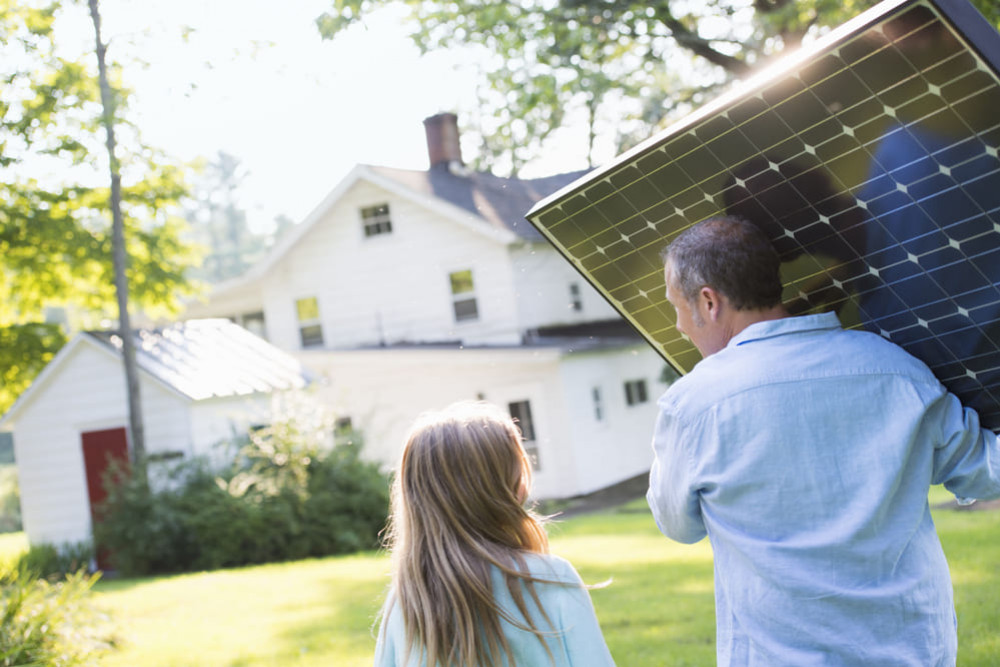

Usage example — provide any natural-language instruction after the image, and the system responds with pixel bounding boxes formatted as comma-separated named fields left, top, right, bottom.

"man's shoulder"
left=660, top=323, right=939, bottom=413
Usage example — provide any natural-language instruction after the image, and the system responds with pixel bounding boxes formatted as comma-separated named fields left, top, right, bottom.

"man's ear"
left=699, top=285, right=724, bottom=322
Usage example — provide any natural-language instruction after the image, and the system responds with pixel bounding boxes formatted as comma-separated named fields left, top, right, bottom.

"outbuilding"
left=0, top=319, right=311, bottom=552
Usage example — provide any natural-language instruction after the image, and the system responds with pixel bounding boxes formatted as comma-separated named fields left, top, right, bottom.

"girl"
left=375, top=401, right=615, bottom=667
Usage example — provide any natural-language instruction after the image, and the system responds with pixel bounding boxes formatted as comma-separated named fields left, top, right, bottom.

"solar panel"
left=525, top=0, right=1000, bottom=430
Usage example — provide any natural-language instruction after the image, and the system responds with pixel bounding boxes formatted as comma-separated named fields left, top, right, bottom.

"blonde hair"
left=382, top=401, right=554, bottom=666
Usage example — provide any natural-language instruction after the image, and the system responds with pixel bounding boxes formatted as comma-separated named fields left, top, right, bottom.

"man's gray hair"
left=661, top=216, right=783, bottom=310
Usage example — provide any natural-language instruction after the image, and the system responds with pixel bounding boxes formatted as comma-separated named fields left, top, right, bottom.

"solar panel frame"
left=525, top=0, right=1000, bottom=430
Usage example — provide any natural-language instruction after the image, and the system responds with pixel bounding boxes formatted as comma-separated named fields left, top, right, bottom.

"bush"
left=0, top=466, right=21, bottom=534
left=15, top=541, right=93, bottom=580
left=0, top=564, right=114, bottom=666
left=94, top=418, right=390, bottom=576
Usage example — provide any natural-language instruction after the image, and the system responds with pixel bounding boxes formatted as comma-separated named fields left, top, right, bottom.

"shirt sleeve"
left=929, top=389, right=1000, bottom=501
left=646, top=403, right=707, bottom=544
left=549, top=559, right=617, bottom=667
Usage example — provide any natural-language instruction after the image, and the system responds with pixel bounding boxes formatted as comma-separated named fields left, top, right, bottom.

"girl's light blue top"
left=374, top=552, right=615, bottom=666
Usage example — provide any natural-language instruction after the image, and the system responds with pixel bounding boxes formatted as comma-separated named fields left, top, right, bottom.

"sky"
left=57, top=0, right=599, bottom=235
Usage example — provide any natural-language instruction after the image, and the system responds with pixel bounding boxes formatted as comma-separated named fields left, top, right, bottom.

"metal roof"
left=87, top=319, right=310, bottom=401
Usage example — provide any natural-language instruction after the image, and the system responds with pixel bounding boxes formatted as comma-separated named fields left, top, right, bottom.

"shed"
left=0, top=319, right=310, bottom=551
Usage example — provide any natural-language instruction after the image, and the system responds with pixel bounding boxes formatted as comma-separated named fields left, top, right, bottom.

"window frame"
left=508, top=399, right=540, bottom=471
left=624, top=379, right=649, bottom=407
left=448, top=268, right=479, bottom=323
left=294, top=296, right=324, bottom=348
left=360, top=203, right=393, bottom=238
left=569, top=283, right=584, bottom=312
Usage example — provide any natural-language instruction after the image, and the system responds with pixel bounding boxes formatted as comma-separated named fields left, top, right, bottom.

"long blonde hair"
left=382, top=401, right=554, bottom=666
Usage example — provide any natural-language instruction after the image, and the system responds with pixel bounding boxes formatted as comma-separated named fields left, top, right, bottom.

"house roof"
left=370, top=164, right=591, bottom=243
left=208, top=162, right=591, bottom=297
left=86, top=319, right=310, bottom=401
left=1, top=319, right=310, bottom=428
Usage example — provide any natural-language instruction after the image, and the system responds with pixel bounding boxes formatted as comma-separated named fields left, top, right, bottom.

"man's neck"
left=725, top=304, right=789, bottom=344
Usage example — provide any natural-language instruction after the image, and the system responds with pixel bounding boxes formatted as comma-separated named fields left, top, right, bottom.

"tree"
left=88, top=0, right=146, bottom=469
left=0, top=1, right=199, bottom=415
left=184, top=151, right=270, bottom=283
left=317, top=0, right=1000, bottom=175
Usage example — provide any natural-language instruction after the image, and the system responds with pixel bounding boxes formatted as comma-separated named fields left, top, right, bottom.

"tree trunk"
left=87, top=0, right=147, bottom=478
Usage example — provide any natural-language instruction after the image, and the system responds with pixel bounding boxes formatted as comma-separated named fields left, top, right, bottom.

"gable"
left=224, top=166, right=517, bottom=295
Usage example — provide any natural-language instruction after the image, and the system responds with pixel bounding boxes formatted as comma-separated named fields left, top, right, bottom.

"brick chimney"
left=423, top=112, right=463, bottom=169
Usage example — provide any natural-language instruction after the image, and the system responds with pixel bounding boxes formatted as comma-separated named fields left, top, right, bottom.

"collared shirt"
left=375, top=552, right=615, bottom=666
left=647, top=312, right=1000, bottom=666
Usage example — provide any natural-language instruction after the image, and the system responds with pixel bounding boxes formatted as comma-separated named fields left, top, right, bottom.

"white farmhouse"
left=0, top=319, right=310, bottom=555
left=184, top=113, right=668, bottom=499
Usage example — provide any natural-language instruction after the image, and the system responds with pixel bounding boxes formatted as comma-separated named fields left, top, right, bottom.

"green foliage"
left=0, top=563, right=113, bottom=666
left=94, top=421, right=390, bottom=577
left=0, top=466, right=21, bottom=534
left=14, top=541, right=93, bottom=580
left=0, top=0, right=201, bottom=415
left=318, top=0, right=1000, bottom=174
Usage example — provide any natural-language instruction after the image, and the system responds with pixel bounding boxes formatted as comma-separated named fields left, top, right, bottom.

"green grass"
left=0, top=530, right=28, bottom=567
left=15, top=491, right=997, bottom=666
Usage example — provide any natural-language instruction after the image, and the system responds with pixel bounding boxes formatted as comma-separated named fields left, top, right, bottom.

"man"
left=647, top=216, right=1000, bottom=666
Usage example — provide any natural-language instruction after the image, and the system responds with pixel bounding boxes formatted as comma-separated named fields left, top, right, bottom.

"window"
left=592, top=387, right=604, bottom=421
left=295, top=296, right=324, bottom=347
left=333, top=417, right=358, bottom=446
left=569, top=283, right=583, bottom=312
left=361, top=203, right=393, bottom=237
left=508, top=400, right=539, bottom=470
left=240, top=311, right=267, bottom=339
left=449, top=269, right=479, bottom=322
left=624, top=379, right=648, bottom=406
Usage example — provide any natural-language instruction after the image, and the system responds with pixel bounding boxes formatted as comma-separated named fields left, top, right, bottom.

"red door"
left=81, top=427, right=130, bottom=570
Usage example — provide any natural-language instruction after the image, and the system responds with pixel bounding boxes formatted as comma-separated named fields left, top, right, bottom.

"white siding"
left=186, top=395, right=274, bottom=467
left=557, top=345, right=668, bottom=495
left=298, top=346, right=590, bottom=498
left=184, top=279, right=264, bottom=323
left=298, top=344, right=660, bottom=499
left=509, top=243, right=617, bottom=330
left=11, top=342, right=193, bottom=547
left=187, top=178, right=526, bottom=349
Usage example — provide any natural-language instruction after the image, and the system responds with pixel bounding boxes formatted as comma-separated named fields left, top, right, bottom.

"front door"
left=81, top=427, right=129, bottom=570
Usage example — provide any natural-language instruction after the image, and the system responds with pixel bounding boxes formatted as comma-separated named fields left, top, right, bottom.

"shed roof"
left=85, top=319, right=310, bottom=401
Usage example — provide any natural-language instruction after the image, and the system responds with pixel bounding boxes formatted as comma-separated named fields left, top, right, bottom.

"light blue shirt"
left=647, top=312, right=1000, bottom=666
left=374, top=552, right=615, bottom=666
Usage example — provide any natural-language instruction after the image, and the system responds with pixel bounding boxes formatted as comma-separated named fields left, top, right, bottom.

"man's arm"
left=646, top=406, right=707, bottom=544
left=930, top=389, right=1000, bottom=501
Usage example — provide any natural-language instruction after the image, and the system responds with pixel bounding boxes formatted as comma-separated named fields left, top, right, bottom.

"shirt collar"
left=727, top=311, right=842, bottom=349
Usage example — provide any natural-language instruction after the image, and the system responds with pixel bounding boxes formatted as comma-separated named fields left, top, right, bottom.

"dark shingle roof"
left=370, top=164, right=591, bottom=242
left=87, top=319, right=309, bottom=401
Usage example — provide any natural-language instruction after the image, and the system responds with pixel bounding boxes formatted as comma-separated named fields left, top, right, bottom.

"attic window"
left=361, top=203, right=392, bottom=237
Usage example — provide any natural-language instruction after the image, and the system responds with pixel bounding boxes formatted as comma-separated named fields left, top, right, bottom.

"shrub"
left=94, top=417, right=391, bottom=576
left=0, top=466, right=21, bottom=534
left=15, top=541, right=93, bottom=580
left=0, top=564, right=114, bottom=666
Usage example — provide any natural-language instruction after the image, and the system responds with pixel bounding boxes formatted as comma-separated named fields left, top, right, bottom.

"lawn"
left=3, top=489, right=998, bottom=666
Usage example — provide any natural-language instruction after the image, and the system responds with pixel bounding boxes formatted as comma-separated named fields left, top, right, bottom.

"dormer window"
left=361, top=203, right=392, bottom=238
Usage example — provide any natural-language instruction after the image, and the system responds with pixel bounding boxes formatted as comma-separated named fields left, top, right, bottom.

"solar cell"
left=526, top=0, right=1000, bottom=430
